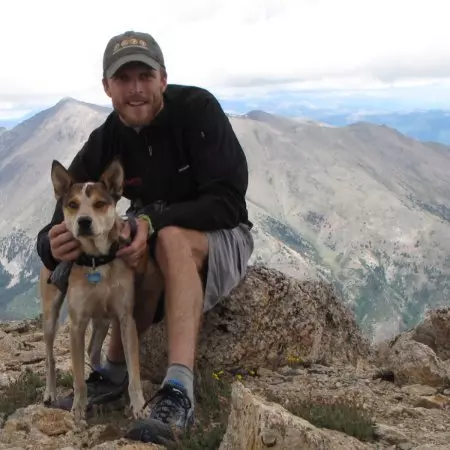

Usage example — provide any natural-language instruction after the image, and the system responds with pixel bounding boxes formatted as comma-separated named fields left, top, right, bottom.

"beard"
left=113, top=91, right=164, bottom=127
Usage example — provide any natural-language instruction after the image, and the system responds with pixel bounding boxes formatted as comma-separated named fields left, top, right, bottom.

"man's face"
left=103, top=62, right=167, bottom=127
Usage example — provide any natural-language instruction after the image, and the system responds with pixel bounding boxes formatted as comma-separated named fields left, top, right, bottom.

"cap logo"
left=113, top=38, right=148, bottom=54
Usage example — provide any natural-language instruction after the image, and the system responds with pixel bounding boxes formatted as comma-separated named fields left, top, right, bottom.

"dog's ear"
left=51, top=160, right=73, bottom=199
left=100, top=158, right=124, bottom=200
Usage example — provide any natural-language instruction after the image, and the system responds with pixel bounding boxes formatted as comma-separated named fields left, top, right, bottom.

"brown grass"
left=265, top=391, right=377, bottom=443
left=0, top=368, right=75, bottom=419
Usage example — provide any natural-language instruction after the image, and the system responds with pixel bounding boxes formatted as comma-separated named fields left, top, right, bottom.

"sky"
left=1, top=0, right=450, bottom=126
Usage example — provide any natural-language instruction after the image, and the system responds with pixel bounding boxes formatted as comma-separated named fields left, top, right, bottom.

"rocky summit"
left=0, top=265, right=449, bottom=449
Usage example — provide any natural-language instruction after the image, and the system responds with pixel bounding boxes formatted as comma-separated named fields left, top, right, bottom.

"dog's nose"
left=77, top=216, right=92, bottom=230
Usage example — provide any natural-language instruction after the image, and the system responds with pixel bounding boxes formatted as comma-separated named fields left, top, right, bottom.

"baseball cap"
left=103, top=30, right=165, bottom=78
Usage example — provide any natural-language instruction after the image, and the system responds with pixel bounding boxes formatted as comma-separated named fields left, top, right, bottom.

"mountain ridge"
left=0, top=97, right=449, bottom=343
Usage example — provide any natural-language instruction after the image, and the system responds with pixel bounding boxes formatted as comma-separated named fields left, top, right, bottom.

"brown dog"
left=39, top=158, right=153, bottom=425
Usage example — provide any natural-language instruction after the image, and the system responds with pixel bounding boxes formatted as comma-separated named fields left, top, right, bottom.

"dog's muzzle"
left=77, top=216, right=93, bottom=236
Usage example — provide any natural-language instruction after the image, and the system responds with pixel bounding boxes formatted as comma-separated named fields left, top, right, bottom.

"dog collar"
left=75, top=241, right=120, bottom=269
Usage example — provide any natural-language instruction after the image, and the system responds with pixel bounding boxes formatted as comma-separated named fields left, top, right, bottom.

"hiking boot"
left=125, top=380, right=194, bottom=445
left=49, top=369, right=128, bottom=416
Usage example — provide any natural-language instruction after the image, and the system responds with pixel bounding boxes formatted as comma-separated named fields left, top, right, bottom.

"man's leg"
left=156, top=226, right=208, bottom=370
left=126, top=223, right=254, bottom=445
left=125, top=226, right=208, bottom=445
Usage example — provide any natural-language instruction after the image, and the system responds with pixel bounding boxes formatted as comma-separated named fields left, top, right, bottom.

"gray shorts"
left=50, top=223, right=254, bottom=321
left=203, top=223, right=254, bottom=312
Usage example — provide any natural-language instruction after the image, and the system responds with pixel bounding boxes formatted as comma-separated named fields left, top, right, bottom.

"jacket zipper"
left=143, top=134, right=152, bottom=157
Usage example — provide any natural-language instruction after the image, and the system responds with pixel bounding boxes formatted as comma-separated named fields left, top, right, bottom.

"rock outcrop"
left=140, top=265, right=371, bottom=383
left=412, top=308, right=450, bottom=361
left=0, top=267, right=449, bottom=449
left=376, top=307, right=450, bottom=388
left=219, top=382, right=371, bottom=449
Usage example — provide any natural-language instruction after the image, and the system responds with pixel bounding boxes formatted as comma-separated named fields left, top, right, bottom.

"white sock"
left=162, top=363, right=195, bottom=405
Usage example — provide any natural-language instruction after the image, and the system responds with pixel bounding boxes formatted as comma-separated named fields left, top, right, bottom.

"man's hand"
left=116, top=218, right=150, bottom=268
left=49, top=222, right=82, bottom=262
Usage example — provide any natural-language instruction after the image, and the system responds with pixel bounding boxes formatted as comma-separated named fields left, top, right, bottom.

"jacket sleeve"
left=138, top=91, right=249, bottom=232
left=36, top=128, right=105, bottom=271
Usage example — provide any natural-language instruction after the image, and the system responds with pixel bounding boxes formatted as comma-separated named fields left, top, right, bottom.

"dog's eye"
left=94, top=201, right=106, bottom=209
left=68, top=201, right=78, bottom=209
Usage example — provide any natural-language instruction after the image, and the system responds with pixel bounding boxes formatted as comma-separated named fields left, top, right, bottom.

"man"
left=36, top=30, right=254, bottom=444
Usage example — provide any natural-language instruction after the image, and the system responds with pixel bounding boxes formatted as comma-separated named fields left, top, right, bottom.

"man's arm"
left=36, top=200, right=65, bottom=271
left=138, top=90, right=249, bottom=232
left=36, top=127, right=105, bottom=270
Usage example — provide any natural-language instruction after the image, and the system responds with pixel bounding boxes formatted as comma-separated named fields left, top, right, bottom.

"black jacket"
left=36, top=84, right=251, bottom=271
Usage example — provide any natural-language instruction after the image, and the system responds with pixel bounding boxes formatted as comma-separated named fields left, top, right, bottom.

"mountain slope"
left=1, top=98, right=450, bottom=343
left=231, top=112, right=450, bottom=340
left=0, top=98, right=111, bottom=238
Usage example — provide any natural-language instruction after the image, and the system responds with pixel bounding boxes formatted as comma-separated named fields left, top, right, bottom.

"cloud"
left=1, top=0, right=450, bottom=121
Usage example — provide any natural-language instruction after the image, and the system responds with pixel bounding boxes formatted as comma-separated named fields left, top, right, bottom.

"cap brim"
left=106, top=53, right=161, bottom=78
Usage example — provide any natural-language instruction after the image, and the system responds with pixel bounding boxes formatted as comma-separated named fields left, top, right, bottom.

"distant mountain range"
left=1, top=96, right=450, bottom=343
left=225, top=102, right=450, bottom=145
left=3, top=96, right=450, bottom=146
left=216, top=95, right=450, bottom=146
left=314, top=109, right=450, bottom=146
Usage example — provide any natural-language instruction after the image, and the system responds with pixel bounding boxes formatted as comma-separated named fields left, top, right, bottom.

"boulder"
left=219, top=382, right=371, bottom=450
left=412, top=307, right=450, bottom=361
left=139, top=265, right=370, bottom=382
left=386, top=332, right=450, bottom=387
left=379, top=308, right=450, bottom=388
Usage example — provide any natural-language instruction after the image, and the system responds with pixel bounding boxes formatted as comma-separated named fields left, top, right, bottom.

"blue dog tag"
left=86, top=271, right=102, bottom=284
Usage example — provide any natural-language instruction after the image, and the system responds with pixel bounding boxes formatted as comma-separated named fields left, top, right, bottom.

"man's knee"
left=154, top=226, right=208, bottom=271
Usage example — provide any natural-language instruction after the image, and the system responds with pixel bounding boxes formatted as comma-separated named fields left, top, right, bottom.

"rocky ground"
left=0, top=265, right=449, bottom=449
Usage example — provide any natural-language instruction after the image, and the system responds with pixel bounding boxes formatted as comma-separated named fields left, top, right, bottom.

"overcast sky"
left=1, top=0, right=449, bottom=122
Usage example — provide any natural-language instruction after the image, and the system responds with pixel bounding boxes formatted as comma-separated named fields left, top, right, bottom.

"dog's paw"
left=43, top=389, right=57, bottom=406
left=73, top=418, right=88, bottom=433
left=130, top=401, right=150, bottom=420
left=128, top=388, right=148, bottom=420
left=71, top=405, right=87, bottom=427
left=132, top=406, right=150, bottom=420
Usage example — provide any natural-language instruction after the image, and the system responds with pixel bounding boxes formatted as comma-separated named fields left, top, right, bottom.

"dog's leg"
left=87, top=318, right=110, bottom=370
left=120, top=312, right=147, bottom=419
left=40, top=267, right=64, bottom=406
left=117, top=280, right=147, bottom=420
left=69, top=313, right=89, bottom=427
